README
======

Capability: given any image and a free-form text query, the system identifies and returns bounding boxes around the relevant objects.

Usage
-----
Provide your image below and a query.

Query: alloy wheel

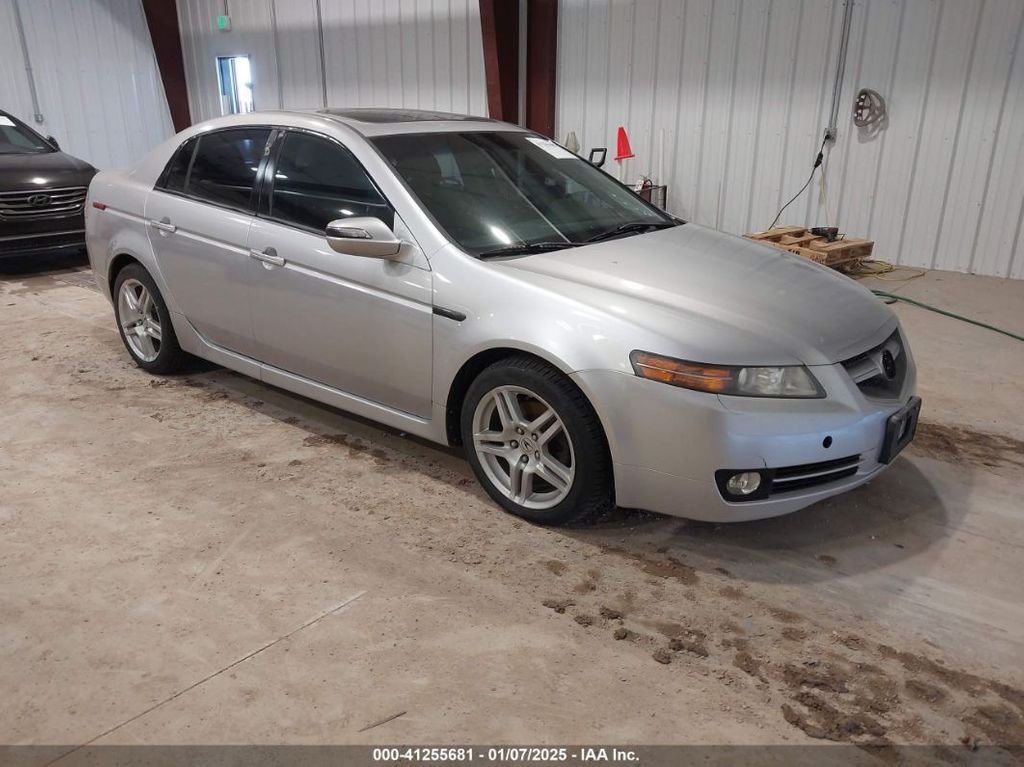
[471,385,576,510]
[117,278,162,363]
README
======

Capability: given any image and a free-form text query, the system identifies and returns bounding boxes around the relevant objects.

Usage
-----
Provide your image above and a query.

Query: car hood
[0,150,96,192]
[498,223,895,367]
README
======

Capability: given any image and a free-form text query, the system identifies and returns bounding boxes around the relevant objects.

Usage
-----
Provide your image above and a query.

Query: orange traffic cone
[614,126,635,161]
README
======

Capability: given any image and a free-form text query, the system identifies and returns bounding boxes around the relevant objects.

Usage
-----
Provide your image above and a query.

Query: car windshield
[0,116,53,154]
[372,131,676,256]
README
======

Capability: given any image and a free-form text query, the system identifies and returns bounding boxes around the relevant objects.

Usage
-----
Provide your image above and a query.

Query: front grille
[841,330,906,398]
[0,187,87,219]
[771,454,861,495]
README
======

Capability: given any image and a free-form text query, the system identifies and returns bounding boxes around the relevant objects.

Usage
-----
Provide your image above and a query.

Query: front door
[246,130,433,418]
[145,127,271,357]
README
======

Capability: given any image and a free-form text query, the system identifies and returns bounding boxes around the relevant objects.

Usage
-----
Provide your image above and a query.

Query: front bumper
[572,352,917,523]
[0,225,86,260]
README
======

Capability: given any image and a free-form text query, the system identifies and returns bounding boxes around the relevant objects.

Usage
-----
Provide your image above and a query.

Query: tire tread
[462,355,615,526]
[114,263,189,375]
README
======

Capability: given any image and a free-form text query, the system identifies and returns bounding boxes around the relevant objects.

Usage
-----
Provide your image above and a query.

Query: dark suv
[0,110,97,262]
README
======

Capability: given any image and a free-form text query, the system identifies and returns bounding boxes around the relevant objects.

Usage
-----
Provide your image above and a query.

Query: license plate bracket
[878,396,922,464]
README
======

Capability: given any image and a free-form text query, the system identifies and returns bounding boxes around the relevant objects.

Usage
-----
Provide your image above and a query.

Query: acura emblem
[881,350,897,379]
[27,193,51,207]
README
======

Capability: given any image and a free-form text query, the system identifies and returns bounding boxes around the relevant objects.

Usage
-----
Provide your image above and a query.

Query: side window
[269,132,393,232]
[158,137,198,193]
[188,128,270,209]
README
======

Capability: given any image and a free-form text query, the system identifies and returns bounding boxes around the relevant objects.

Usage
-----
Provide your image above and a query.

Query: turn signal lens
[629,352,733,392]
[629,351,825,398]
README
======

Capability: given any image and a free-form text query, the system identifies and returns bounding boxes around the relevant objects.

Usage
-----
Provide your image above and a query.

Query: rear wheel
[461,356,614,525]
[113,264,187,374]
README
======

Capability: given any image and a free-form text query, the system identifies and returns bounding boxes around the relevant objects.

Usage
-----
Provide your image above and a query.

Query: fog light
[726,471,762,496]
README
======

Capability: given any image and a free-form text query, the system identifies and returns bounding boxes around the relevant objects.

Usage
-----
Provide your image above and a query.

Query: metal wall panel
[177,0,487,124]
[0,0,174,169]
[177,0,281,121]
[557,0,1024,279]
[0,0,35,121]
[273,0,323,110]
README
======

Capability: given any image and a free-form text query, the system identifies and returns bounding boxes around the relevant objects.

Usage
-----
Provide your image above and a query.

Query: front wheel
[461,357,614,525]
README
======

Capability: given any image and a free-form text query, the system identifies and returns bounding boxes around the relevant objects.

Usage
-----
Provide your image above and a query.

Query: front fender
[429,246,656,406]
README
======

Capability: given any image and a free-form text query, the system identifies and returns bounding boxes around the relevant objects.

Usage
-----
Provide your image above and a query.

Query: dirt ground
[1,258,1023,761]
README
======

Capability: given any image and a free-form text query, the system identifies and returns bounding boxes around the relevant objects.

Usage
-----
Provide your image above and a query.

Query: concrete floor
[1,256,1023,757]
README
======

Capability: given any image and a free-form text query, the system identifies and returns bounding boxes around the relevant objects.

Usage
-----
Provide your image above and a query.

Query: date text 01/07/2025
[371,747,639,762]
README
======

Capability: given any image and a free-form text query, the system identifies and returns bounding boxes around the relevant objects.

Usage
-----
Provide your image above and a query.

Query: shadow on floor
[163,361,952,589]
[0,250,89,277]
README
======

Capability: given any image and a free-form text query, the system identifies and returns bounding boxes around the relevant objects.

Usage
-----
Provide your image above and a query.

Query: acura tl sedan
[85,109,920,525]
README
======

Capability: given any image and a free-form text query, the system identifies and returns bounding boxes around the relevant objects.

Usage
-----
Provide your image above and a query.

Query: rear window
[157,128,270,210]
[158,137,197,193]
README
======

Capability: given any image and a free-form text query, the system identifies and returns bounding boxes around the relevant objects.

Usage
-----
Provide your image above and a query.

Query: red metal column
[525,0,558,137]
[479,0,520,123]
[141,0,192,132]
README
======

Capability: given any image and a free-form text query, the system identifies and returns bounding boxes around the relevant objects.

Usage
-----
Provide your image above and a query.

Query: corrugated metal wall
[557,0,1024,279]
[176,0,488,124]
[0,0,174,169]
[176,0,281,123]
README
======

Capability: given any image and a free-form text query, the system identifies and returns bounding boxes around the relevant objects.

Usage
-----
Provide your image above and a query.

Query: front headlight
[629,351,825,398]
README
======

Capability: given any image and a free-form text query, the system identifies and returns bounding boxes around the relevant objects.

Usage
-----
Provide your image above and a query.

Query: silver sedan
[85,108,920,525]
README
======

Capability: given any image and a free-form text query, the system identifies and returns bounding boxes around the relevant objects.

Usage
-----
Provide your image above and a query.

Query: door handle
[249,247,286,267]
[149,218,176,234]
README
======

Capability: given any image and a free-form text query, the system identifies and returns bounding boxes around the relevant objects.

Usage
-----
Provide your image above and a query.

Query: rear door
[145,127,271,358]
[246,129,433,418]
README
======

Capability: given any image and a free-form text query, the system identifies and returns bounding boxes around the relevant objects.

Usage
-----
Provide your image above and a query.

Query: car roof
[175,108,526,149]
[314,107,518,137]
[225,107,520,137]
[319,108,487,124]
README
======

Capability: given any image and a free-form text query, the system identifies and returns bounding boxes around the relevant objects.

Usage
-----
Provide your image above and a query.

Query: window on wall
[216,55,254,115]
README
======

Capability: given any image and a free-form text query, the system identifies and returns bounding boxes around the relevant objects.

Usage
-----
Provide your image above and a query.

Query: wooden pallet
[744,225,873,271]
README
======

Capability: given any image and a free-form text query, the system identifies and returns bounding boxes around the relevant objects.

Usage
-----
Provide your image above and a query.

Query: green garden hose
[871,290,1024,343]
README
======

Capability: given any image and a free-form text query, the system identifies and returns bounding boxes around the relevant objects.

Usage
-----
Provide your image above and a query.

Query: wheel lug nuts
[516,428,524,435]
[531,434,538,440]
[520,455,528,464]
[510,440,518,448]
[534,451,540,459]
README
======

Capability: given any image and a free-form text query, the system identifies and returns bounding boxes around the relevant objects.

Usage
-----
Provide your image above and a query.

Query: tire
[113,263,188,374]
[461,356,614,525]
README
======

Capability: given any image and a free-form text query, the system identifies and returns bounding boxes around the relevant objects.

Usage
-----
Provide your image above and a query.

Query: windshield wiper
[583,220,678,243]
[477,241,576,259]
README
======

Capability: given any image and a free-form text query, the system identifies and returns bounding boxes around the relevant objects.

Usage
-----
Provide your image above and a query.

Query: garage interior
[2,0,1024,762]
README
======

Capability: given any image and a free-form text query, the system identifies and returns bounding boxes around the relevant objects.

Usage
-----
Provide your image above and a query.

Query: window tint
[269,132,392,231]
[0,117,52,154]
[373,132,670,254]
[159,137,197,193]
[187,128,270,209]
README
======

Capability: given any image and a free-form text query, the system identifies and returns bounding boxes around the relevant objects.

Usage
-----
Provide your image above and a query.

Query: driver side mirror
[47,135,60,150]
[326,217,402,258]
